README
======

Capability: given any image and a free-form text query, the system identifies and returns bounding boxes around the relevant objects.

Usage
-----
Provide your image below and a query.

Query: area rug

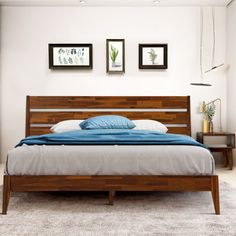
[0,181,236,236]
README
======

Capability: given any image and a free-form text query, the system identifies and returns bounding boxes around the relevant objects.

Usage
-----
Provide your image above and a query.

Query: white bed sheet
[6,144,214,176]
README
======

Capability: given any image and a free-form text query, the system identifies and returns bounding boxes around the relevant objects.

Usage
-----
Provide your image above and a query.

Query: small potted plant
[203,103,216,133]
[148,49,157,65]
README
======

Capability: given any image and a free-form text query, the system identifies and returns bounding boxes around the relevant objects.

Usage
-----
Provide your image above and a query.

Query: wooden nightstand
[197,132,235,170]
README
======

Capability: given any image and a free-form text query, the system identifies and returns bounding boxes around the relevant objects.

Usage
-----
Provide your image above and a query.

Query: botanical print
[139,44,167,69]
[110,45,120,68]
[53,47,90,66]
[142,47,164,66]
[107,40,124,73]
[148,49,157,65]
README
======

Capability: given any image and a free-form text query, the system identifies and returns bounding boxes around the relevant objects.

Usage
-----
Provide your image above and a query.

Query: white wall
[227,1,236,163]
[0,6,227,162]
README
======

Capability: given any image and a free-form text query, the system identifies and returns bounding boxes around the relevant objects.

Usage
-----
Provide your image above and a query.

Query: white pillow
[132,120,168,133]
[50,120,84,133]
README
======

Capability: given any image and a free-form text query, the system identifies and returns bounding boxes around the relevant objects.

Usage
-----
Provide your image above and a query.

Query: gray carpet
[0,182,236,236]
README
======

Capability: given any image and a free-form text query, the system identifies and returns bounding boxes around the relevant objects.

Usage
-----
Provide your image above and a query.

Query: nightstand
[196,132,235,170]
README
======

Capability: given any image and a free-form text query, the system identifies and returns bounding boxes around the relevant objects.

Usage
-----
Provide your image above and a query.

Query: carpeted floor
[0,182,236,236]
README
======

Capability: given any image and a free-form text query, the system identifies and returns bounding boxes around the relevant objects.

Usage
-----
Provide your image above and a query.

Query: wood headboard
[26,96,191,137]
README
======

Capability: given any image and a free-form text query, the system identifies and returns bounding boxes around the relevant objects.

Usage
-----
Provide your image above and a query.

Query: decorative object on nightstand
[199,98,222,133]
[197,132,235,170]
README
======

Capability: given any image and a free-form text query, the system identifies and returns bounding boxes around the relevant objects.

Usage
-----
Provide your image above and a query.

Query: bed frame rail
[2,175,220,215]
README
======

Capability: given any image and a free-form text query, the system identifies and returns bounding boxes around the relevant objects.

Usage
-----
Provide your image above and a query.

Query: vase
[202,119,209,133]
[112,61,116,67]
[209,121,214,133]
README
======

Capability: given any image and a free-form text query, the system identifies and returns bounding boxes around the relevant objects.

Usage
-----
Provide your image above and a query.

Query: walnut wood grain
[2,176,11,215]
[30,112,189,124]
[29,96,189,109]
[9,175,212,192]
[211,176,220,215]
[26,96,31,137]
[26,96,192,136]
[3,175,220,214]
[167,127,190,135]
[108,190,115,205]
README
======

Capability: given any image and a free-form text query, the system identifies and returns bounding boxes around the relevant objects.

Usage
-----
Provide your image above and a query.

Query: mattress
[6,144,215,176]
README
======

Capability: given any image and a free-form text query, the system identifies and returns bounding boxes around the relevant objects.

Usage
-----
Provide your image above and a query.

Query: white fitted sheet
[6,145,214,176]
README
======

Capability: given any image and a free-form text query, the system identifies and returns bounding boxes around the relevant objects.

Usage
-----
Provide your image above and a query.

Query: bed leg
[211,176,220,215]
[108,190,115,205]
[2,175,11,215]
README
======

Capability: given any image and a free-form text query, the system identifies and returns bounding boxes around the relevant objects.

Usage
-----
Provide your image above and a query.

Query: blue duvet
[16,129,206,149]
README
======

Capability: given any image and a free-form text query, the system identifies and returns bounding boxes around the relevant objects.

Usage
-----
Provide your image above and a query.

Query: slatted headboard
[26,96,191,137]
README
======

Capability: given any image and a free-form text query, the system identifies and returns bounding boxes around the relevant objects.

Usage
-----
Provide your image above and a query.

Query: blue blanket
[16,129,206,148]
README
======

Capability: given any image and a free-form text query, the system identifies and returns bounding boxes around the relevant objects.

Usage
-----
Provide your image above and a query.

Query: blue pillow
[80,115,136,130]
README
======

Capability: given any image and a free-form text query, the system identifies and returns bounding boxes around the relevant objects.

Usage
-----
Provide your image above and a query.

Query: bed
[2,96,220,215]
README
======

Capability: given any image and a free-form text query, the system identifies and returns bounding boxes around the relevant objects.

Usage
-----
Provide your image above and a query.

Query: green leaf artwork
[148,49,157,65]
[110,45,119,65]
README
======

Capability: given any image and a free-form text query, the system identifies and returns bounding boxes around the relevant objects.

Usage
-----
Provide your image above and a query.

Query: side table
[196,132,235,170]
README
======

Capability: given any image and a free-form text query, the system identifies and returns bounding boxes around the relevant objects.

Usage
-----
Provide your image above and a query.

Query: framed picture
[106,39,125,74]
[49,44,93,69]
[139,44,168,69]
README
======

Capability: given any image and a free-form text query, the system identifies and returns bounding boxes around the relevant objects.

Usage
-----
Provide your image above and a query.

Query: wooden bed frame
[2,96,220,215]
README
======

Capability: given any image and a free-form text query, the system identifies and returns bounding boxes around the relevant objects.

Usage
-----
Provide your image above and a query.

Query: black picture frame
[49,44,93,69]
[139,44,168,69]
[106,39,125,74]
